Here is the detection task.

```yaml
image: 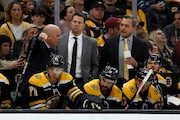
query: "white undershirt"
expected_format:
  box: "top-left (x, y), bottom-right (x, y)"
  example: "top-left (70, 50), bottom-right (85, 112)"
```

top-left (67, 31), bottom-right (83, 78)
top-left (11, 23), bottom-right (23, 41)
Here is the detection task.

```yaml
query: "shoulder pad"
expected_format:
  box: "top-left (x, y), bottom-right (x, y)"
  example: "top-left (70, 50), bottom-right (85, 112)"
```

top-left (29, 72), bottom-right (49, 87)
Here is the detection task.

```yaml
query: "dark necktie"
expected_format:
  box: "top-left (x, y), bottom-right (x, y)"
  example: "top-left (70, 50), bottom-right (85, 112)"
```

top-left (48, 47), bottom-right (54, 55)
top-left (70, 37), bottom-right (78, 78)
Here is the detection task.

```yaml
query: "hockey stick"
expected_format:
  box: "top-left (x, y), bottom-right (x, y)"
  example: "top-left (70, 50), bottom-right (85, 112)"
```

top-left (13, 37), bottom-right (37, 103)
top-left (124, 69), bottom-right (153, 110)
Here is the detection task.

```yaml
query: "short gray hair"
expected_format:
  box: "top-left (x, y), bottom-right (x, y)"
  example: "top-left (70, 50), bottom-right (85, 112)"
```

top-left (123, 14), bottom-right (138, 27)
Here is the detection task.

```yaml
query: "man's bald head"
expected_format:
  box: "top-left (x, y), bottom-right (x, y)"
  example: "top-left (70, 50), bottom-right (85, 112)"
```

top-left (43, 24), bottom-right (61, 47)
top-left (43, 24), bottom-right (61, 35)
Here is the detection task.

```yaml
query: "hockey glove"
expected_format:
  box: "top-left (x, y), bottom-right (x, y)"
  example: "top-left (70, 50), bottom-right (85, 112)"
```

top-left (82, 99), bottom-right (102, 109)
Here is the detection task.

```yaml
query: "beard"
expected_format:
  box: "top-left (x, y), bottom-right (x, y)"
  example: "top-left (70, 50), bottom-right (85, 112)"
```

top-left (100, 86), bottom-right (111, 95)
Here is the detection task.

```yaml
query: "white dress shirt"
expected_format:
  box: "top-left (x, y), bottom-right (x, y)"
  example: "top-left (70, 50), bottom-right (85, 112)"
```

top-left (67, 31), bottom-right (83, 78)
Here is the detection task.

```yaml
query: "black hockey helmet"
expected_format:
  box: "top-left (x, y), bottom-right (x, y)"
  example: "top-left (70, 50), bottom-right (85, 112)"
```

top-left (145, 54), bottom-right (161, 65)
top-left (47, 54), bottom-right (64, 68)
top-left (100, 65), bottom-right (119, 81)
top-left (136, 68), bottom-right (154, 82)
top-left (148, 54), bottom-right (161, 62)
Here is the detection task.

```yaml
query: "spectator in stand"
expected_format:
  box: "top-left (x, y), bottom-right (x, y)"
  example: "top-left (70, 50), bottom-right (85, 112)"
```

top-left (41, 0), bottom-right (54, 24)
top-left (20, 0), bottom-right (34, 23)
top-left (138, 0), bottom-right (150, 12)
top-left (83, 65), bottom-right (123, 109)
top-left (0, 35), bottom-right (24, 102)
top-left (146, 0), bottom-right (169, 32)
top-left (13, 24), bottom-right (38, 59)
top-left (0, 1), bottom-right (29, 49)
top-left (0, 73), bottom-right (12, 109)
top-left (163, 11), bottom-right (180, 49)
top-left (147, 39), bottom-right (159, 54)
top-left (43, 0), bottom-right (54, 11)
top-left (99, 14), bottom-right (149, 88)
top-left (97, 17), bottom-right (120, 56)
top-left (115, 0), bottom-right (127, 9)
top-left (120, 0), bottom-right (148, 33)
top-left (31, 5), bottom-right (47, 33)
top-left (102, 0), bottom-right (124, 22)
top-left (166, 0), bottom-right (180, 24)
top-left (59, 6), bottom-right (75, 35)
top-left (65, 0), bottom-right (88, 17)
top-left (82, 24), bottom-right (94, 37)
top-left (0, 35), bottom-right (24, 70)
top-left (136, 29), bottom-right (149, 41)
top-left (149, 28), bottom-right (174, 73)
top-left (85, 1), bottom-right (105, 38)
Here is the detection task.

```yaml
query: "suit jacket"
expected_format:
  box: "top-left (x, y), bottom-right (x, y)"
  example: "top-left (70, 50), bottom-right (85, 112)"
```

top-left (20, 38), bottom-right (52, 90)
top-left (99, 35), bottom-right (149, 80)
top-left (56, 33), bottom-right (98, 83)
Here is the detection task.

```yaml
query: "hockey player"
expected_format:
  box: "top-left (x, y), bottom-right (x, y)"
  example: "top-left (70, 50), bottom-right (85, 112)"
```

top-left (0, 73), bottom-right (12, 109)
top-left (122, 68), bottom-right (162, 109)
top-left (144, 54), bottom-right (167, 108)
top-left (145, 54), bottom-right (167, 91)
top-left (83, 65), bottom-right (123, 109)
top-left (28, 54), bottom-right (101, 109)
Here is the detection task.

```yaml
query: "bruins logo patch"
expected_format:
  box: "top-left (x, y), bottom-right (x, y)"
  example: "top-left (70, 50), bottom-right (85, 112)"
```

top-left (166, 76), bottom-right (172, 88)
top-left (154, 88), bottom-right (159, 95)
top-left (129, 86), bottom-right (136, 93)
top-left (90, 84), bottom-right (98, 90)
top-left (34, 74), bottom-right (42, 79)
top-left (171, 7), bottom-right (178, 13)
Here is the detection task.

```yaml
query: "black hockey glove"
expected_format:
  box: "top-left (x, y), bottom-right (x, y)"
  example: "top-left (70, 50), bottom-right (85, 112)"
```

top-left (82, 99), bottom-right (102, 109)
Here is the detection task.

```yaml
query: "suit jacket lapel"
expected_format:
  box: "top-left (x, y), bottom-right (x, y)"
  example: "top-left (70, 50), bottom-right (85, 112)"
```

top-left (81, 35), bottom-right (86, 63)
top-left (64, 34), bottom-right (69, 71)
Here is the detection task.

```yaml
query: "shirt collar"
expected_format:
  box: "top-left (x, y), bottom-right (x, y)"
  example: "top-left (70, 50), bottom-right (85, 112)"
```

top-left (120, 34), bottom-right (133, 41)
top-left (69, 30), bottom-right (83, 40)
top-left (44, 41), bottom-right (50, 48)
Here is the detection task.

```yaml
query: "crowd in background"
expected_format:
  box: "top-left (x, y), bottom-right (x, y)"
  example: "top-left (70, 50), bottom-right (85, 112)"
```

top-left (0, 0), bottom-right (180, 110)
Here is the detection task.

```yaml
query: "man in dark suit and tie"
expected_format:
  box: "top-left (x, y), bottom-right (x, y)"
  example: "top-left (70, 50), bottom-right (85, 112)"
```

top-left (99, 14), bottom-right (149, 88)
top-left (19, 24), bottom-right (61, 108)
top-left (56, 13), bottom-right (99, 90)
